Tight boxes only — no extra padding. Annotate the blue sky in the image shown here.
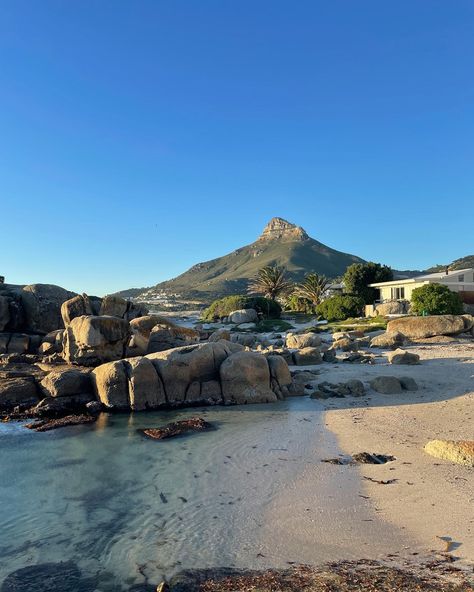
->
[1,1,473,296]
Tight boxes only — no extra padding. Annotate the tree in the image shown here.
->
[294,273,330,308]
[248,266,293,301]
[316,294,364,322]
[411,283,463,315]
[343,262,393,304]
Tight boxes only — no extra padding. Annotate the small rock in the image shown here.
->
[399,376,418,391]
[322,348,337,363]
[388,348,420,365]
[424,439,474,466]
[346,379,365,396]
[369,376,403,394]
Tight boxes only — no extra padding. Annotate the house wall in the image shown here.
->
[378,281,426,302]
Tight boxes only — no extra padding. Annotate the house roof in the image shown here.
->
[369,268,473,288]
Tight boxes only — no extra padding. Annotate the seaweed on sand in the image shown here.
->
[168,560,474,592]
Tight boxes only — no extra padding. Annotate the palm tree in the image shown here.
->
[248,265,293,300]
[294,273,330,308]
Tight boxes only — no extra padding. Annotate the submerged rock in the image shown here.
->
[25,414,97,432]
[1,561,83,592]
[139,417,213,440]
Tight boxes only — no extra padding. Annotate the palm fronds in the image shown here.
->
[248,265,293,300]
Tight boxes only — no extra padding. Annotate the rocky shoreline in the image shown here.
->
[1,281,474,433]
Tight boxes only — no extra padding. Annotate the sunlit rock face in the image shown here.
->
[258,217,308,242]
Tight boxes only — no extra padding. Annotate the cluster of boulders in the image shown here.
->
[0,296,299,417]
[92,341,292,411]
[2,289,474,423]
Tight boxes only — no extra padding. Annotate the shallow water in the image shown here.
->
[0,398,341,590]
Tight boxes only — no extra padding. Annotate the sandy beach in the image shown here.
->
[262,339,474,570]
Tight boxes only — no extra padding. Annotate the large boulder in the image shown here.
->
[147,323,200,354]
[21,284,77,334]
[387,348,420,365]
[61,294,92,326]
[40,369,93,398]
[99,295,148,321]
[386,315,472,340]
[375,300,409,315]
[148,342,231,404]
[424,439,474,466]
[332,337,358,352]
[63,315,130,366]
[0,295,10,331]
[208,328,231,342]
[370,331,406,349]
[123,357,166,410]
[92,360,129,409]
[128,315,165,354]
[267,355,292,399]
[0,285,25,332]
[228,309,258,324]
[285,332,321,349]
[220,351,276,404]
[128,314,181,354]
[0,333,30,354]
[99,295,128,318]
[0,377,39,409]
[230,333,257,347]
[293,347,323,366]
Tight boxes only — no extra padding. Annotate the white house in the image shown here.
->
[369,268,474,305]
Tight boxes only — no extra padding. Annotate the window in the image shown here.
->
[391,287,405,300]
[458,275,464,282]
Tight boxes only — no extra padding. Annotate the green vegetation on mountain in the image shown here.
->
[427,255,474,273]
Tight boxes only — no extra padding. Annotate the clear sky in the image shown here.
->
[1,1,473,296]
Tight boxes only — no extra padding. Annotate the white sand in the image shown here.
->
[262,339,474,568]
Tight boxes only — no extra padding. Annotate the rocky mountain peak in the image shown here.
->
[258,217,308,241]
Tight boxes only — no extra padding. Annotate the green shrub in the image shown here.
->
[316,294,364,322]
[411,283,464,315]
[284,294,317,314]
[202,295,281,321]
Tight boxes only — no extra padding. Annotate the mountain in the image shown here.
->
[427,255,474,273]
[118,217,365,302]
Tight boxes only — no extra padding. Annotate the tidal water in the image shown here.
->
[0,398,333,591]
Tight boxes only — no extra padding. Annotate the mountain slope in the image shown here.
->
[427,255,474,273]
[121,218,365,301]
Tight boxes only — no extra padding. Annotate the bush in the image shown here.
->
[316,294,364,322]
[284,294,317,314]
[411,283,464,316]
[202,295,281,321]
